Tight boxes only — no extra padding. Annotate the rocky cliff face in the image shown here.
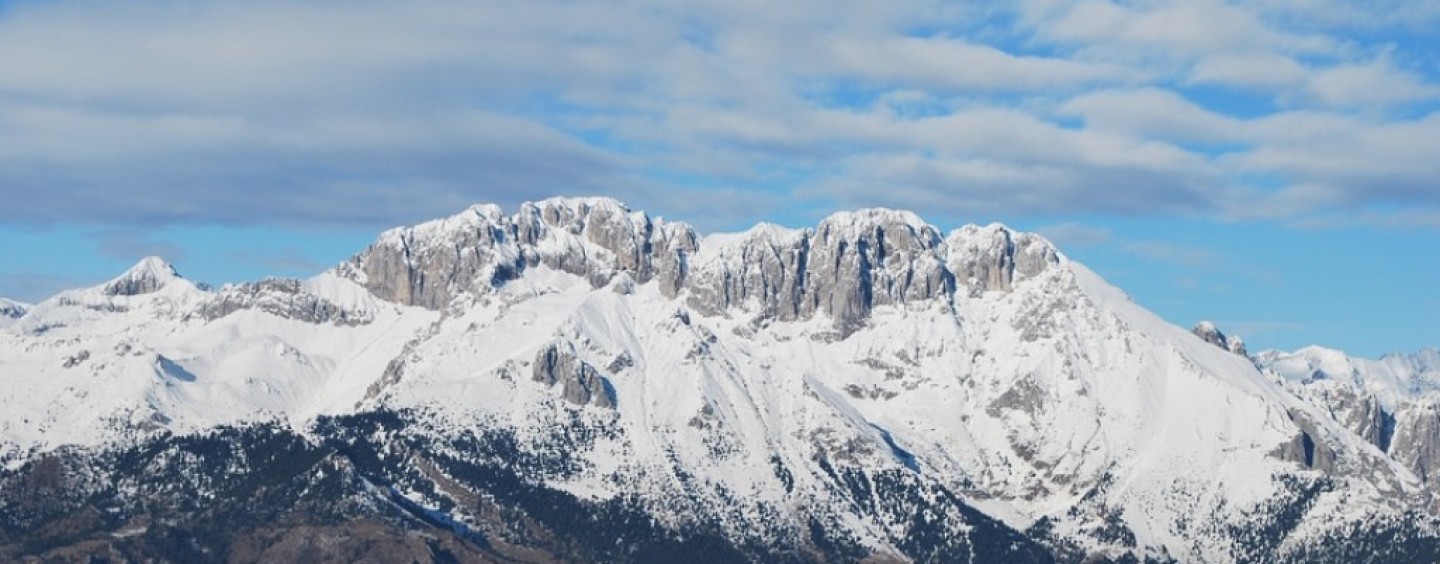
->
[340,199,698,311]
[1391,401,1440,486]
[685,210,965,333]
[192,278,375,326]
[532,340,616,409]
[348,198,1061,336]
[946,224,1059,296]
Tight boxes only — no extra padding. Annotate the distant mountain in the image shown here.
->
[2,197,1437,563]
[1257,346,1440,490]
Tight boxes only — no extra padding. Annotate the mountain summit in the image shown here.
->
[1,198,1437,563]
[102,256,184,296]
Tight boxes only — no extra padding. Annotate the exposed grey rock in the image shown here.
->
[685,211,1051,335]
[1192,321,1248,357]
[1390,401,1440,485]
[800,210,952,334]
[361,358,406,408]
[1300,384,1396,454]
[606,352,634,373]
[532,340,615,409]
[62,350,90,369]
[103,257,182,297]
[684,224,811,320]
[191,278,373,325]
[986,374,1046,420]
[1272,409,1341,474]
[343,203,514,310]
[346,199,1059,336]
[946,225,1059,295]
[341,198,698,310]
[1258,346,1440,490]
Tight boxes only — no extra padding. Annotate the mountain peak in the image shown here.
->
[102,256,183,297]
[5,197,1440,562]
[346,197,697,309]
[347,198,1072,331]
[818,207,932,231]
[528,195,630,214]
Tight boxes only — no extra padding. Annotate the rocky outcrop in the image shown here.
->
[686,210,956,333]
[190,278,374,325]
[532,340,615,408]
[685,224,811,321]
[0,298,27,319]
[800,210,953,333]
[1390,401,1440,485]
[685,211,1057,334]
[1193,321,1248,357]
[515,199,699,295]
[1273,410,1341,474]
[1296,384,1395,454]
[102,257,183,297]
[346,198,1060,335]
[341,198,698,310]
[946,224,1059,295]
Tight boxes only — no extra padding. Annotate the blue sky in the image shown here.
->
[0,0,1436,357]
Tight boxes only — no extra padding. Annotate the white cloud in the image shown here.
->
[1188,53,1310,89]
[0,0,1435,231]
[1307,58,1440,107]
[1035,222,1114,246]
[1058,88,1244,143]
[1122,240,1223,267]
[823,36,1135,92]
[1034,0,1335,58]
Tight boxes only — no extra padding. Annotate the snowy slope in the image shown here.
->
[1260,346,1440,411]
[0,259,436,458]
[1,198,1437,562]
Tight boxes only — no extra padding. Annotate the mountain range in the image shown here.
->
[2,197,1438,563]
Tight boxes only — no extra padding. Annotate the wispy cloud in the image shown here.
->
[1222,320,1309,340]
[86,229,188,263]
[1036,222,1114,247]
[0,271,94,303]
[224,247,327,275]
[1121,240,1223,268]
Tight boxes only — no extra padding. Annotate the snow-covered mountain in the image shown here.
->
[2,197,1437,563]
[1257,346,1440,493]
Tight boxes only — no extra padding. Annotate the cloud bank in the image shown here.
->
[0,0,1437,229]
